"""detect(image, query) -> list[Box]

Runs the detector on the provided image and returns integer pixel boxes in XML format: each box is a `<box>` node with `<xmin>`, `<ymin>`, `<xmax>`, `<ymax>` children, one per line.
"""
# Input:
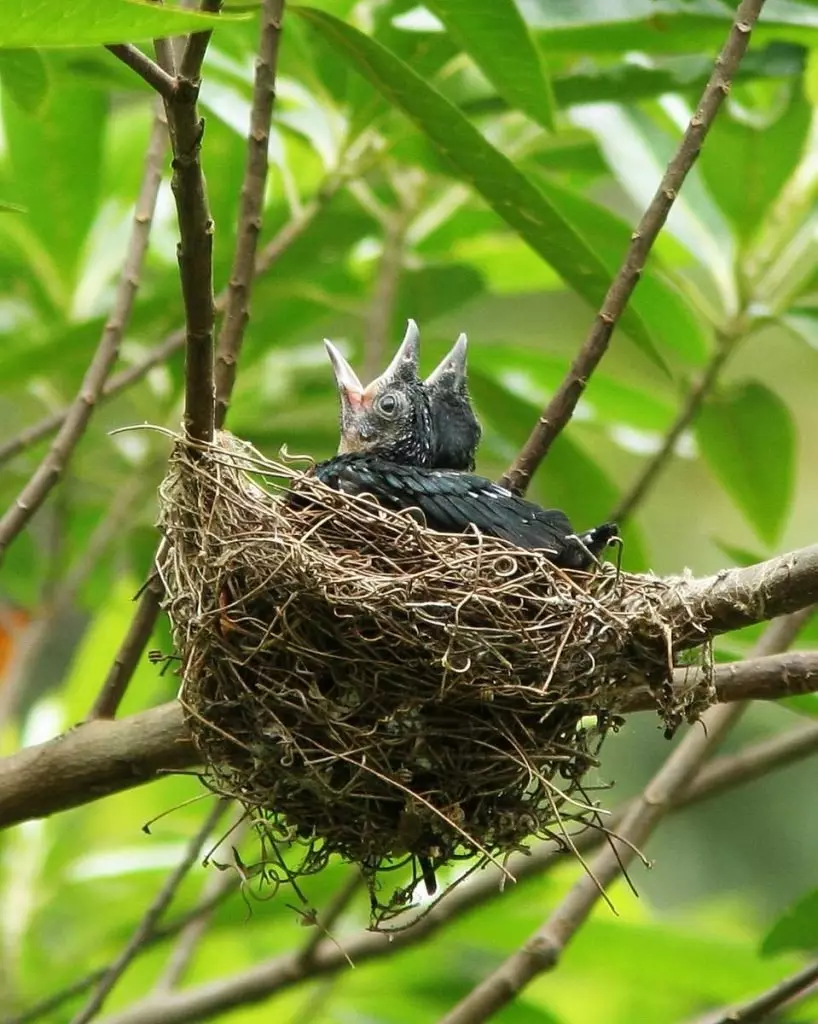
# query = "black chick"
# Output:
<box><xmin>425</xmin><ymin>331</ymin><xmax>482</xmax><ymax>472</ymax></box>
<box><xmin>319</xmin><ymin>321</ymin><xmax>617</xmax><ymax>568</ymax></box>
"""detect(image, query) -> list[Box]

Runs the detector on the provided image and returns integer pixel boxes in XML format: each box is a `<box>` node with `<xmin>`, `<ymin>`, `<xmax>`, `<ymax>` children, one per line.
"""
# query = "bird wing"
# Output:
<box><xmin>315</xmin><ymin>457</ymin><xmax>578</xmax><ymax>555</ymax></box>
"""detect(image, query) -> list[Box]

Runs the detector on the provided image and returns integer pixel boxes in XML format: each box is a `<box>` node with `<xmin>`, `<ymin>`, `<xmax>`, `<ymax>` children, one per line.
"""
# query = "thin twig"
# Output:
<box><xmin>610</xmin><ymin>329</ymin><xmax>738</xmax><ymax>524</ymax></box>
<box><xmin>154</xmin><ymin>811</ymin><xmax>250</xmax><ymax>990</ymax></box>
<box><xmin>214</xmin><ymin>0</ymin><xmax>285</xmax><ymax>428</ymax></box>
<box><xmin>439</xmin><ymin>605</ymin><xmax>813</xmax><ymax>1024</ymax></box>
<box><xmin>89</xmin><ymin>709</ymin><xmax>818</xmax><ymax>1024</ymax></box>
<box><xmin>296</xmin><ymin>869</ymin><xmax>363</xmax><ymax>966</ymax></box>
<box><xmin>0</xmin><ymin>108</ymin><xmax>167</xmax><ymax>566</ymax></box>
<box><xmin>499</xmin><ymin>0</ymin><xmax>768</xmax><ymax>495</ymax></box>
<box><xmin>106</xmin><ymin>44</ymin><xmax>177</xmax><ymax>100</ymax></box>
<box><xmin>695</xmin><ymin>959</ymin><xmax>818</xmax><ymax>1024</ymax></box>
<box><xmin>69</xmin><ymin>800</ymin><xmax>229</xmax><ymax>1024</ymax></box>
<box><xmin>88</xmin><ymin>578</ymin><xmax>164</xmax><ymax>720</ymax></box>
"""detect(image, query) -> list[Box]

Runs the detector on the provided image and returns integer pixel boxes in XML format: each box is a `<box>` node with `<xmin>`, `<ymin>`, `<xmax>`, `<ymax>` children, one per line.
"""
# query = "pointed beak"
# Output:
<box><xmin>426</xmin><ymin>332</ymin><xmax>468</xmax><ymax>389</ymax></box>
<box><xmin>370</xmin><ymin>319</ymin><xmax>421</xmax><ymax>390</ymax></box>
<box><xmin>324</xmin><ymin>339</ymin><xmax>364</xmax><ymax>409</ymax></box>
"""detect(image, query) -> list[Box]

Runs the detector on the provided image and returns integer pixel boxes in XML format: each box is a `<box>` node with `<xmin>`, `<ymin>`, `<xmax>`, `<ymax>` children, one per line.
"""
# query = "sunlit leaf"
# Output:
<box><xmin>425</xmin><ymin>0</ymin><xmax>555</xmax><ymax>131</ymax></box>
<box><xmin>696</xmin><ymin>381</ymin><xmax>795</xmax><ymax>546</ymax></box>
<box><xmin>294</xmin><ymin>6</ymin><xmax>665</xmax><ymax>366</ymax></box>
<box><xmin>0</xmin><ymin>0</ymin><xmax>245</xmax><ymax>49</ymax></box>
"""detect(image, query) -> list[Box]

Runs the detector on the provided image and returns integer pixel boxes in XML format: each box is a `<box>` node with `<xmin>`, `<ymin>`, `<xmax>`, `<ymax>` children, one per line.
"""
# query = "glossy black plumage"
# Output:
<box><xmin>314</xmin><ymin>454</ymin><xmax>616</xmax><ymax>568</ymax></box>
<box><xmin>425</xmin><ymin>333</ymin><xmax>482</xmax><ymax>472</ymax></box>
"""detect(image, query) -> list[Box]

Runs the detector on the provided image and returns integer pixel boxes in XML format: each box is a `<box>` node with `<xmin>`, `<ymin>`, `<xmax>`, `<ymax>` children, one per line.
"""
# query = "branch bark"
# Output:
<box><xmin>106</xmin><ymin>44</ymin><xmax>177</xmax><ymax>100</ymax></box>
<box><xmin>499</xmin><ymin>0</ymin><xmax>768</xmax><ymax>495</ymax></box>
<box><xmin>694</xmin><ymin>960</ymin><xmax>818</xmax><ymax>1024</ymax></box>
<box><xmin>0</xmin><ymin>108</ymin><xmax>167</xmax><ymax>566</ymax></box>
<box><xmin>213</xmin><ymin>0</ymin><xmax>285</xmax><ymax>429</ymax></box>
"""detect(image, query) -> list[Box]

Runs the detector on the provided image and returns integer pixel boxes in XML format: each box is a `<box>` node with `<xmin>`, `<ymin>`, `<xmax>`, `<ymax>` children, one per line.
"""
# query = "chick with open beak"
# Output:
<box><xmin>324</xmin><ymin>320</ymin><xmax>435</xmax><ymax>467</ymax></box>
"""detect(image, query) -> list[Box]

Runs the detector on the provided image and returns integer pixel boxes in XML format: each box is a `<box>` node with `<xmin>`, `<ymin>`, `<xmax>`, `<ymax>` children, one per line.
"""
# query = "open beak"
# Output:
<box><xmin>369</xmin><ymin>319</ymin><xmax>421</xmax><ymax>390</ymax></box>
<box><xmin>324</xmin><ymin>339</ymin><xmax>365</xmax><ymax>409</ymax></box>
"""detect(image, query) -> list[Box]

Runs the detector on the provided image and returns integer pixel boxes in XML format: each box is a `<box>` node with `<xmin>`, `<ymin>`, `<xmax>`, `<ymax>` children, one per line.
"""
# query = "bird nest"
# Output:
<box><xmin>157</xmin><ymin>433</ymin><xmax>713</xmax><ymax>925</ymax></box>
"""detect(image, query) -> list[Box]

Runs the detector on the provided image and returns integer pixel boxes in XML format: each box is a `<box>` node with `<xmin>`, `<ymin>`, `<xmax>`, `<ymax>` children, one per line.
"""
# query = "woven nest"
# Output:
<box><xmin>157</xmin><ymin>433</ymin><xmax>713</xmax><ymax>924</ymax></box>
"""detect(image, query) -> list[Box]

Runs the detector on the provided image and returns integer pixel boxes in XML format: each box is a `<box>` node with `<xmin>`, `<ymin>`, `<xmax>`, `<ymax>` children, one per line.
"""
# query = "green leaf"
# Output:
<box><xmin>425</xmin><ymin>0</ymin><xmax>555</xmax><ymax>131</ymax></box>
<box><xmin>293</xmin><ymin>6</ymin><xmax>665</xmax><ymax>366</ymax></box>
<box><xmin>0</xmin><ymin>0</ymin><xmax>245</xmax><ymax>49</ymax></box>
<box><xmin>761</xmin><ymin>888</ymin><xmax>818</xmax><ymax>957</ymax></box>
<box><xmin>711</xmin><ymin>539</ymin><xmax>766</xmax><ymax>568</ymax></box>
<box><xmin>533</xmin><ymin>174</ymin><xmax>710</xmax><ymax>365</ymax></box>
<box><xmin>0</xmin><ymin>49</ymin><xmax>49</xmax><ymax>114</ymax></box>
<box><xmin>696</xmin><ymin>381</ymin><xmax>795</xmax><ymax>546</ymax></box>
<box><xmin>2</xmin><ymin>77</ymin><xmax>108</xmax><ymax>301</ymax></box>
<box><xmin>698</xmin><ymin>88</ymin><xmax>811</xmax><ymax>243</ymax></box>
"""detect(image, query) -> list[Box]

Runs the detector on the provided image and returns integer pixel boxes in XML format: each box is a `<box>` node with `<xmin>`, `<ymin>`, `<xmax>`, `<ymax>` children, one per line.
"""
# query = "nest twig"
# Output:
<box><xmin>157</xmin><ymin>433</ymin><xmax>713</xmax><ymax>924</ymax></box>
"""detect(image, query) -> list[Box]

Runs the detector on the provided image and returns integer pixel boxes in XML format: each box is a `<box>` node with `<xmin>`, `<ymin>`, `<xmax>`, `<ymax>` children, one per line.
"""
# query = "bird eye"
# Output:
<box><xmin>377</xmin><ymin>393</ymin><xmax>398</xmax><ymax>417</ymax></box>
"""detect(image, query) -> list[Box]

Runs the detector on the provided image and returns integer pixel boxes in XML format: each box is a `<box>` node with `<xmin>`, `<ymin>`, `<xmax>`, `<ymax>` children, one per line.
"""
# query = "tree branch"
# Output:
<box><xmin>499</xmin><ymin>0</ymin><xmax>768</xmax><ymax>495</ymax></box>
<box><xmin>695</xmin><ymin>961</ymin><xmax>818</xmax><ymax>1024</ymax></box>
<box><xmin>0</xmin><ymin>702</ymin><xmax>197</xmax><ymax>830</ymax></box>
<box><xmin>0</xmin><ymin>108</ymin><xmax>167</xmax><ymax>566</ymax></box>
<box><xmin>440</xmin><ymin>606</ymin><xmax>812</xmax><ymax>1023</ymax></box>
<box><xmin>70</xmin><ymin>800</ymin><xmax>229</xmax><ymax>1024</ymax></box>
<box><xmin>106</xmin><ymin>44</ymin><xmax>177</xmax><ymax>100</ymax></box>
<box><xmin>213</xmin><ymin>0</ymin><xmax>285</xmax><ymax>429</ymax></box>
<box><xmin>90</xmin><ymin>713</ymin><xmax>818</xmax><ymax>1024</ymax></box>
<box><xmin>362</xmin><ymin>210</ymin><xmax>411</xmax><ymax>381</ymax></box>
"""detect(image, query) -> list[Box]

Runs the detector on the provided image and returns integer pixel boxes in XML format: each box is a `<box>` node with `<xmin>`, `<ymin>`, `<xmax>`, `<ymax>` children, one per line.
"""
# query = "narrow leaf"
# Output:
<box><xmin>293</xmin><ymin>6</ymin><xmax>663</xmax><ymax>365</ymax></box>
<box><xmin>0</xmin><ymin>0</ymin><xmax>245</xmax><ymax>49</ymax></box>
<box><xmin>696</xmin><ymin>382</ymin><xmax>795</xmax><ymax>546</ymax></box>
<box><xmin>425</xmin><ymin>0</ymin><xmax>555</xmax><ymax>131</ymax></box>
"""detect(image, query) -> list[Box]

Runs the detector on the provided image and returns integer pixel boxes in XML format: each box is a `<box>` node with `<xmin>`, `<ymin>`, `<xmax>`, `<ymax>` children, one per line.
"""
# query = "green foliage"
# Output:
<box><xmin>696</xmin><ymin>381</ymin><xmax>796</xmax><ymax>547</ymax></box>
<box><xmin>1</xmin><ymin>0</ymin><xmax>818</xmax><ymax>1021</ymax></box>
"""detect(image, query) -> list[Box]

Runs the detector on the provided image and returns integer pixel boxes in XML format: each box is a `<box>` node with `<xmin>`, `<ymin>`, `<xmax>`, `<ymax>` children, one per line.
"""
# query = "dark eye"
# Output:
<box><xmin>377</xmin><ymin>394</ymin><xmax>398</xmax><ymax>416</ymax></box>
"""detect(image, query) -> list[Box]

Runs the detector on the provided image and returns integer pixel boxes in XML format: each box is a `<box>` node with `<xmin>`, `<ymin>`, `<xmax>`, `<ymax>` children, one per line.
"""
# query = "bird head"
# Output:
<box><xmin>425</xmin><ymin>332</ymin><xmax>482</xmax><ymax>471</ymax></box>
<box><xmin>325</xmin><ymin>319</ymin><xmax>434</xmax><ymax>466</ymax></box>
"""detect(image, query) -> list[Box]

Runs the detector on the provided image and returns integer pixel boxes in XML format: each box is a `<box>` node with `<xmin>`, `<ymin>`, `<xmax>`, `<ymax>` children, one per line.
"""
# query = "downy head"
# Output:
<box><xmin>425</xmin><ymin>332</ymin><xmax>482</xmax><ymax>472</ymax></box>
<box><xmin>324</xmin><ymin>319</ymin><xmax>434</xmax><ymax>466</ymax></box>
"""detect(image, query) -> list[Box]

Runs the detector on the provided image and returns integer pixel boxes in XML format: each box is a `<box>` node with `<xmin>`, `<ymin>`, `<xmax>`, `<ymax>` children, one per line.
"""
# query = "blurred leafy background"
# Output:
<box><xmin>2</xmin><ymin>0</ymin><xmax>818</xmax><ymax>1021</ymax></box>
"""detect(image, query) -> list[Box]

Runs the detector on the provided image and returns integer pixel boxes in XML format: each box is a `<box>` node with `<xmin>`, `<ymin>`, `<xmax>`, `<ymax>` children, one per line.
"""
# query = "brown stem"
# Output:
<box><xmin>0</xmin><ymin>108</ymin><xmax>167</xmax><ymax>565</ymax></box>
<box><xmin>106</xmin><ymin>44</ymin><xmax>177</xmax><ymax>99</ymax></box>
<box><xmin>694</xmin><ymin>960</ymin><xmax>818</xmax><ymax>1024</ymax></box>
<box><xmin>499</xmin><ymin>0</ymin><xmax>767</xmax><ymax>496</ymax></box>
<box><xmin>213</xmin><ymin>0</ymin><xmax>285</xmax><ymax>429</ymax></box>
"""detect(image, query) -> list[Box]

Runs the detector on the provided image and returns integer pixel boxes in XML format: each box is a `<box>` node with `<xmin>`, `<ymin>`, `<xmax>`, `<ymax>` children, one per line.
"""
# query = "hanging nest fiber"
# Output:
<box><xmin>157</xmin><ymin>433</ymin><xmax>714</xmax><ymax>923</ymax></box>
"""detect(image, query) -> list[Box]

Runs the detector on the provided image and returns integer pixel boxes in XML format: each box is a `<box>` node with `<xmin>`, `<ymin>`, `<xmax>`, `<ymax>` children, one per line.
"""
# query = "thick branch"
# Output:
<box><xmin>499</xmin><ymin>0</ymin><xmax>767</xmax><ymax>495</ymax></box>
<box><xmin>666</xmin><ymin>544</ymin><xmax>818</xmax><ymax>639</ymax></box>
<box><xmin>0</xmin><ymin>702</ymin><xmax>196</xmax><ymax>829</ymax></box>
<box><xmin>0</xmin><ymin>109</ymin><xmax>167</xmax><ymax>565</ymax></box>
<box><xmin>213</xmin><ymin>0</ymin><xmax>285</xmax><ymax>429</ymax></box>
<box><xmin>106</xmin><ymin>44</ymin><xmax>177</xmax><ymax>100</ymax></box>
